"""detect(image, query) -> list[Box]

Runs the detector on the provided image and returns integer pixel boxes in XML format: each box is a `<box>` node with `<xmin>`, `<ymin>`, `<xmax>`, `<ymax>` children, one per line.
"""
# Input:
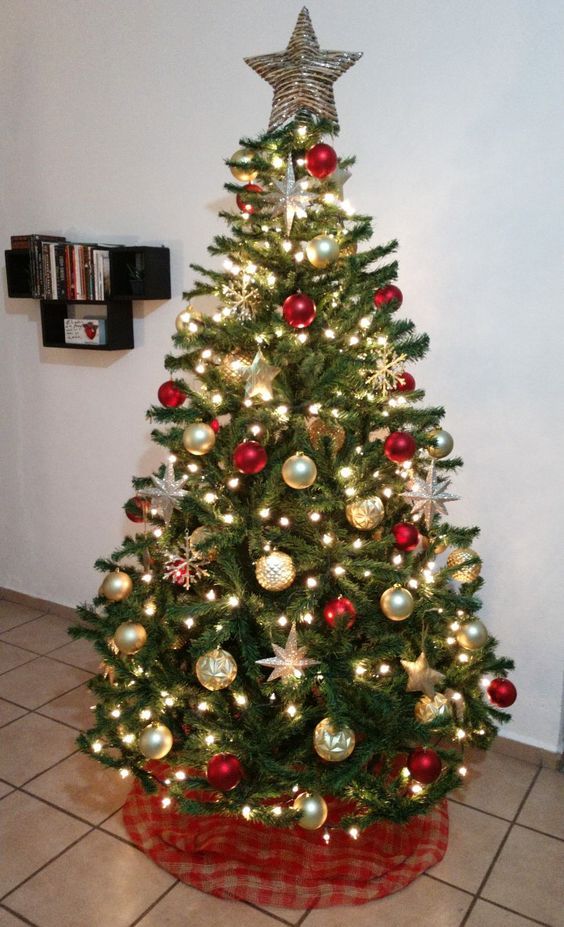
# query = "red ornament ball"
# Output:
<box><xmin>236</xmin><ymin>183</ymin><xmax>262</xmax><ymax>215</ymax></box>
<box><xmin>233</xmin><ymin>440</ymin><xmax>268</xmax><ymax>475</ymax></box>
<box><xmin>207</xmin><ymin>752</ymin><xmax>243</xmax><ymax>791</ymax></box>
<box><xmin>125</xmin><ymin>496</ymin><xmax>150</xmax><ymax>524</ymax></box>
<box><xmin>157</xmin><ymin>380</ymin><xmax>186</xmax><ymax>408</ymax></box>
<box><xmin>282</xmin><ymin>292</ymin><xmax>316</xmax><ymax>328</ymax></box>
<box><xmin>210</xmin><ymin>418</ymin><xmax>221</xmax><ymax>433</ymax></box>
<box><xmin>488</xmin><ymin>678</ymin><xmax>517</xmax><ymax>708</ymax></box>
<box><xmin>384</xmin><ymin>431</ymin><xmax>417</xmax><ymax>463</ymax></box>
<box><xmin>392</xmin><ymin>522</ymin><xmax>420</xmax><ymax>552</ymax></box>
<box><xmin>305</xmin><ymin>143</ymin><xmax>338</xmax><ymax>179</ymax></box>
<box><xmin>323</xmin><ymin>596</ymin><xmax>357</xmax><ymax>629</ymax></box>
<box><xmin>394</xmin><ymin>371</ymin><xmax>416</xmax><ymax>392</ymax></box>
<box><xmin>373</xmin><ymin>284</ymin><xmax>403</xmax><ymax>310</ymax></box>
<box><xmin>407</xmin><ymin>748</ymin><xmax>442</xmax><ymax>784</ymax></box>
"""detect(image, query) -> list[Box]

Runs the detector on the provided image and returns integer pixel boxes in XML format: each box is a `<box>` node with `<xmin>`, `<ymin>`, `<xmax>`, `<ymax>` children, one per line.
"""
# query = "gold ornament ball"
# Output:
<box><xmin>255</xmin><ymin>551</ymin><xmax>296</xmax><ymax>592</ymax></box>
<box><xmin>307</xmin><ymin>417</ymin><xmax>345</xmax><ymax>452</ymax></box>
<box><xmin>340</xmin><ymin>239</ymin><xmax>357</xmax><ymax>257</ymax></box>
<box><xmin>415</xmin><ymin>693</ymin><xmax>450</xmax><ymax>724</ymax></box>
<box><xmin>190</xmin><ymin>525</ymin><xmax>218</xmax><ymax>561</ymax></box>
<box><xmin>447</xmin><ymin>548</ymin><xmax>482</xmax><ymax>583</ymax></box>
<box><xmin>101</xmin><ymin>570</ymin><xmax>133</xmax><ymax>602</ymax></box>
<box><xmin>220</xmin><ymin>351</ymin><xmax>253</xmax><ymax>386</ymax></box>
<box><xmin>282</xmin><ymin>453</ymin><xmax>317</xmax><ymax>490</ymax></box>
<box><xmin>380</xmin><ymin>586</ymin><xmax>414</xmax><ymax>621</ymax></box>
<box><xmin>346</xmin><ymin>497</ymin><xmax>385</xmax><ymax>531</ymax></box>
<box><xmin>138</xmin><ymin>723</ymin><xmax>173</xmax><ymax>760</ymax></box>
<box><xmin>229</xmin><ymin>148</ymin><xmax>258</xmax><ymax>182</ymax></box>
<box><xmin>293</xmin><ymin>792</ymin><xmax>328</xmax><ymax>830</ymax></box>
<box><xmin>182</xmin><ymin>422</ymin><xmax>216</xmax><ymax>456</ymax></box>
<box><xmin>195</xmin><ymin>648</ymin><xmax>238</xmax><ymax>690</ymax></box>
<box><xmin>175</xmin><ymin>305</ymin><xmax>198</xmax><ymax>333</ymax></box>
<box><xmin>306</xmin><ymin>234</ymin><xmax>340</xmax><ymax>269</ymax></box>
<box><xmin>313</xmin><ymin>717</ymin><xmax>356</xmax><ymax>762</ymax></box>
<box><xmin>427</xmin><ymin>428</ymin><xmax>454</xmax><ymax>459</ymax></box>
<box><xmin>456</xmin><ymin>619</ymin><xmax>488</xmax><ymax>650</ymax></box>
<box><xmin>114</xmin><ymin>622</ymin><xmax>147</xmax><ymax>655</ymax></box>
<box><xmin>433</xmin><ymin>536</ymin><xmax>449</xmax><ymax>554</ymax></box>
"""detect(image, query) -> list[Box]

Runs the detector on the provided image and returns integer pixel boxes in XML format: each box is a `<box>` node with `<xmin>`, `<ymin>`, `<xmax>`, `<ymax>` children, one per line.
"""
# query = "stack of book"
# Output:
<box><xmin>11</xmin><ymin>234</ymin><xmax>111</xmax><ymax>301</ymax></box>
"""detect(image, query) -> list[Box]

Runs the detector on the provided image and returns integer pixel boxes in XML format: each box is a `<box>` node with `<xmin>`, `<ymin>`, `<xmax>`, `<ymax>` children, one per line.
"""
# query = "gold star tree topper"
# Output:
<box><xmin>256</xmin><ymin>623</ymin><xmax>319</xmax><ymax>682</ymax></box>
<box><xmin>401</xmin><ymin>652</ymin><xmax>446</xmax><ymax>698</ymax></box>
<box><xmin>245</xmin><ymin>7</ymin><xmax>362</xmax><ymax>131</ymax></box>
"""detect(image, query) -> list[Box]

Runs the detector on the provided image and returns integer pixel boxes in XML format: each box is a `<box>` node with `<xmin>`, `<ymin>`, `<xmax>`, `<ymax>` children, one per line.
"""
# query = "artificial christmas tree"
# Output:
<box><xmin>71</xmin><ymin>7</ymin><xmax>516</xmax><ymax>902</ymax></box>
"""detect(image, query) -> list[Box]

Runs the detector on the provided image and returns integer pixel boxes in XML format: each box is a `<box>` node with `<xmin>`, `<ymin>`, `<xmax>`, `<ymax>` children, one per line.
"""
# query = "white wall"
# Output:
<box><xmin>1</xmin><ymin>0</ymin><xmax>562</xmax><ymax>754</ymax></box>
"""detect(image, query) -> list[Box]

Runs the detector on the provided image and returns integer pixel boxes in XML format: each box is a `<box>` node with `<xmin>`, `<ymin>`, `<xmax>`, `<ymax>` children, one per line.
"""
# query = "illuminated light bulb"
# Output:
<box><xmin>242</xmin><ymin>805</ymin><xmax>252</xmax><ymax>819</ymax></box>
<box><xmin>451</xmin><ymin>691</ymin><xmax>463</xmax><ymax>702</ymax></box>
<box><xmin>377</xmin><ymin>335</ymin><xmax>388</xmax><ymax>346</ymax></box>
<box><xmin>456</xmin><ymin>728</ymin><xmax>466</xmax><ymax>740</ymax></box>
<box><xmin>150</xmin><ymin>507</ymin><xmax>158</xmax><ymax>517</ymax></box>
<box><xmin>92</xmin><ymin>741</ymin><xmax>103</xmax><ymax>753</ymax></box>
<box><xmin>195</xmin><ymin>363</ymin><xmax>206</xmax><ymax>374</ymax></box>
<box><xmin>457</xmin><ymin>609</ymin><xmax>465</xmax><ymax>617</ymax></box>
<box><xmin>164</xmin><ymin>696</ymin><xmax>175</xmax><ymax>707</ymax></box>
<box><xmin>302</xmin><ymin>612</ymin><xmax>314</xmax><ymax>624</ymax></box>
<box><xmin>122</xmin><ymin>733</ymin><xmax>135</xmax><ymax>745</ymax></box>
<box><xmin>333</xmin><ymin>565</ymin><xmax>345</xmax><ymax>576</ymax></box>
<box><xmin>450</xmin><ymin>621</ymin><xmax>461</xmax><ymax>631</ymax></box>
<box><xmin>363</xmin><ymin>570</ymin><xmax>372</xmax><ymax>577</ymax></box>
<box><xmin>286</xmin><ymin>704</ymin><xmax>297</xmax><ymax>718</ymax></box>
<box><xmin>382</xmin><ymin>410</ymin><xmax>389</xmax><ymax>418</ymax></box>
<box><xmin>382</xmin><ymin>487</ymin><xmax>393</xmax><ymax>498</ymax></box>
<box><xmin>309</xmin><ymin>512</ymin><xmax>321</xmax><ymax>522</ymax></box>
<box><xmin>278</xmin><ymin>615</ymin><xmax>288</xmax><ymax>627</ymax></box>
<box><xmin>275</xmin><ymin>327</ymin><xmax>284</xmax><ymax>337</ymax></box>
<box><xmin>222</xmin><ymin>514</ymin><xmax>234</xmax><ymax>524</ymax></box>
<box><xmin>323</xmin><ymin>192</ymin><xmax>336</xmax><ymax>204</ymax></box>
<box><xmin>446</xmin><ymin>636</ymin><xmax>456</xmax><ymax>645</ymax></box>
<box><xmin>322</xmin><ymin>533</ymin><xmax>334</xmax><ymax>546</ymax></box>
<box><xmin>110</xmin><ymin>708</ymin><xmax>121</xmax><ymax>718</ymax></box>
<box><xmin>184</xmin><ymin>617</ymin><xmax>194</xmax><ymax>629</ymax></box>
<box><xmin>272</xmin><ymin>806</ymin><xmax>282</xmax><ymax>817</ymax></box>
<box><xmin>162</xmin><ymin>797</ymin><xmax>172</xmax><ymax>808</ymax></box>
<box><xmin>201</xmin><ymin>348</ymin><xmax>212</xmax><ymax>359</ymax></box>
<box><xmin>119</xmin><ymin>768</ymin><xmax>130</xmax><ymax>779</ymax></box>
<box><xmin>292</xmin><ymin>785</ymin><xmax>299</xmax><ymax>793</ymax></box>
<box><xmin>340</xmin><ymin>467</ymin><xmax>353</xmax><ymax>478</ymax></box>
<box><xmin>246</xmin><ymin>263</ymin><xmax>257</xmax><ymax>274</ymax></box>
<box><xmin>392</xmin><ymin>553</ymin><xmax>403</xmax><ymax>566</ymax></box>
<box><xmin>140</xmin><ymin>709</ymin><xmax>152</xmax><ymax>720</ymax></box>
<box><xmin>215</xmin><ymin>623</ymin><xmax>223</xmax><ymax>631</ymax></box>
<box><xmin>267</xmin><ymin>274</ymin><xmax>276</xmax><ymax>286</ymax></box>
<box><xmin>306</xmin><ymin>577</ymin><xmax>318</xmax><ymax>589</ymax></box>
<box><xmin>297</xmin><ymin>125</ymin><xmax>308</xmax><ymax>137</ymax></box>
<box><xmin>206</xmin><ymin>589</ymin><xmax>217</xmax><ymax>601</ymax></box>
<box><xmin>228</xmin><ymin>477</ymin><xmax>240</xmax><ymax>489</ymax></box>
<box><xmin>309</xmin><ymin>403</ymin><xmax>320</xmax><ymax>415</ymax></box>
<box><xmin>324</xmin><ymin>329</ymin><xmax>335</xmax><ymax>339</ymax></box>
<box><xmin>458</xmin><ymin>766</ymin><xmax>468</xmax><ymax>777</ymax></box>
<box><xmin>411</xmin><ymin>783</ymin><xmax>424</xmax><ymax>795</ymax></box>
<box><xmin>228</xmin><ymin>595</ymin><xmax>240</xmax><ymax>608</ymax></box>
<box><xmin>458</xmin><ymin>653</ymin><xmax>470</xmax><ymax>664</ymax></box>
<box><xmin>349</xmin><ymin>827</ymin><xmax>359</xmax><ymax>840</ymax></box>
<box><xmin>323</xmin><ymin>830</ymin><xmax>331</xmax><ymax>844</ymax></box>
<box><xmin>259</xmin><ymin>507</ymin><xmax>270</xmax><ymax>519</ymax></box>
<box><xmin>188</xmin><ymin>322</ymin><xmax>198</xmax><ymax>333</ymax></box>
<box><xmin>331</xmin><ymin>408</ymin><xmax>339</xmax><ymax>417</ymax></box>
<box><xmin>223</xmin><ymin>258</ymin><xmax>234</xmax><ymax>271</ymax></box>
<box><xmin>175</xmin><ymin>770</ymin><xmax>187</xmax><ymax>780</ymax></box>
<box><xmin>296</xmin><ymin>157</ymin><xmax>305</xmax><ymax>166</ymax></box>
<box><xmin>270</xmin><ymin>693</ymin><xmax>276</xmax><ymax>701</ymax></box>
<box><xmin>359</xmin><ymin>317</ymin><xmax>371</xmax><ymax>329</ymax></box>
<box><xmin>297</xmin><ymin>332</ymin><xmax>308</xmax><ymax>343</ymax></box>
<box><xmin>401</xmin><ymin>767</ymin><xmax>410</xmax><ymax>779</ymax></box>
<box><xmin>408</xmin><ymin>579</ymin><xmax>419</xmax><ymax>589</ymax></box>
<box><xmin>279</xmin><ymin>517</ymin><xmax>290</xmax><ymax>527</ymax></box>
<box><xmin>144</xmin><ymin>601</ymin><xmax>157</xmax><ymax>616</ymax></box>
<box><xmin>349</xmin><ymin>335</ymin><xmax>359</xmax><ymax>346</ymax></box>
<box><xmin>234</xmin><ymin>693</ymin><xmax>247</xmax><ymax>707</ymax></box>
<box><xmin>379</xmin><ymin>663</ymin><xmax>391</xmax><ymax>674</ymax></box>
<box><xmin>276</xmin><ymin>405</ymin><xmax>289</xmax><ymax>415</ymax></box>
<box><xmin>272</xmin><ymin>154</ymin><xmax>284</xmax><ymax>168</ymax></box>
<box><xmin>141</xmin><ymin>573</ymin><xmax>153</xmax><ymax>584</ymax></box>
<box><xmin>212</xmin><ymin>393</ymin><xmax>222</xmax><ymax>405</ymax></box>
<box><xmin>294</xmin><ymin>251</ymin><xmax>305</xmax><ymax>262</ymax></box>
<box><xmin>213</xmin><ymin>312</ymin><xmax>222</xmax><ymax>322</ymax></box>
<box><xmin>153</xmin><ymin>527</ymin><xmax>163</xmax><ymax>538</ymax></box>
<box><xmin>355</xmin><ymin>664</ymin><xmax>367</xmax><ymax>677</ymax></box>
<box><xmin>341</xmin><ymin>199</ymin><xmax>355</xmax><ymax>216</ymax></box>
<box><xmin>282</xmin><ymin>240</ymin><xmax>292</xmax><ymax>252</ymax></box>
<box><xmin>476</xmin><ymin>728</ymin><xmax>486</xmax><ymax>736</ymax></box>
<box><xmin>198</xmin><ymin>701</ymin><xmax>209</xmax><ymax>711</ymax></box>
<box><xmin>187</xmin><ymin>463</ymin><xmax>199</xmax><ymax>473</ymax></box>
<box><xmin>204</xmin><ymin>492</ymin><xmax>217</xmax><ymax>503</ymax></box>
<box><xmin>353</xmin><ymin>538</ymin><xmax>362</xmax><ymax>549</ymax></box>
<box><xmin>205</xmin><ymin>734</ymin><xmax>215</xmax><ymax>745</ymax></box>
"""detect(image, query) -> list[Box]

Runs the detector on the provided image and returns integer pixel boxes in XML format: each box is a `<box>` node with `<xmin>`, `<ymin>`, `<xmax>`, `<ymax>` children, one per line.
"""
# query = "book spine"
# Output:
<box><xmin>55</xmin><ymin>244</ymin><xmax>65</xmax><ymax>300</ymax></box>
<box><xmin>49</xmin><ymin>243</ymin><xmax>57</xmax><ymax>300</ymax></box>
<box><xmin>42</xmin><ymin>242</ymin><xmax>50</xmax><ymax>299</ymax></box>
<box><xmin>64</xmin><ymin>245</ymin><xmax>72</xmax><ymax>299</ymax></box>
<box><xmin>73</xmin><ymin>246</ymin><xmax>80</xmax><ymax>300</ymax></box>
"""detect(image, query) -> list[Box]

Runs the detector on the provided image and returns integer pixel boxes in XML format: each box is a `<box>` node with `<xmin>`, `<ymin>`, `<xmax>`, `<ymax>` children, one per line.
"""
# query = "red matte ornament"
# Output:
<box><xmin>125</xmin><ymin>496</ymin><xmax>150</xmax><ymax>524</ymax></box>
<box><xmin>210</xmin><ymin>419</ymin><xmax>220</xmax><ymax>433</ymax></box>
<box><xmin>207</xmin><ymin>753</ymin><xmax>243</xmax><ymax>791</ymax></box>
<box><xmin>282</xmin><ymin>292</ymin><xmax>316</xmax><ymax>328</ymax></box>
<box><xmin>487</xmin><ymin>678</ymin><xmax>517</xmax><ymax>708</ymax></box>
<box><xmin>407</xmin><ymin>748</ymin><xmax>442</xmax><ymax>784</ymax></box>
<box><xmin>158</xmin><ymin>380</ymin><xmax>186</xmax><ymax>408</ymax></box>
<box><xmin>305</xmin><ymin>143</ymin><xmax>338</xmax><ymax>179</ymax></box>
<box><xmin>392</xmin><ymin>523</ymin><xmax>419</xmax><ymax>551</ymax></box>
<box><xmin>373</xmin><ymin>284</ymin><xmax>403</xmax><ymax>310</ymax></box>
<box><xmin>394</xmin><ymin>372</ymin><xmax>416</xmax><ymax>392</ymax></box>
<box><xmin>233</xmin><ymin>440</ymin><xmax>268</xmax><ymax>475</ymax></box>
<box><xmin>236</xmin><ymin>183</ymin><xmax>263</xmax><ymax>215</ymax></box>
<box><xmin>323</xmin><ymin>596</ymin><xmax>357</xmax><ymax>629</ymax></box>
<box><xmin>384</xmin><ymin>431</ymin><xmax>417</xmax><ymax>463</ymax></box>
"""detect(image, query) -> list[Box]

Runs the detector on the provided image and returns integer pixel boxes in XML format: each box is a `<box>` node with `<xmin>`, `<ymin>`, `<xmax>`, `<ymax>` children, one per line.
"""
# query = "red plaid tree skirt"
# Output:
<box><xmin>123</xmin><ymin>772</ymin><xmax>449</xmax><ymax>908</ymax></box>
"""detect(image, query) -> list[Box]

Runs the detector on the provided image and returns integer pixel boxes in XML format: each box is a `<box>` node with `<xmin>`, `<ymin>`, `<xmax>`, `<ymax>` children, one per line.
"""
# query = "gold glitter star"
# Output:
<box><xmin>245</xmin><ymin>7</ymin><xmax>362</xmax><ymax>131</ymax></box>
<box><xmin>401</xmin><ymin>652</ymin><xmax>445</xmax><ymax>698</ymax></box>
<box><xmin>256</xmin><ymin>623</ymin><xmax>319</xmax><ymax>682</ymax></box>
<box><xmin>244</xmin><ymin>350</ymin><xmax>281</xmax><ymax>401</ymax></box>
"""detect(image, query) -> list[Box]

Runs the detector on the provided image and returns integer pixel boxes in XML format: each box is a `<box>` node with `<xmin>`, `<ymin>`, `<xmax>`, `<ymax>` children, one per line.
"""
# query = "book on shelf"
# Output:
<box><xmin>10</xmin><ymin>233</ymin><xmax>65</xmax><ymax>250</ymax></box>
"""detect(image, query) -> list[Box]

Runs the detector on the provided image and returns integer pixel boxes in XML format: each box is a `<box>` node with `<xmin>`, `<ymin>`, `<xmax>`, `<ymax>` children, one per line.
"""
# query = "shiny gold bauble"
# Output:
<box><xmin>138</xmin><ymin>723</ymin><xmax>173</xmax><ymax>760</ymax></box>
<box><xmin>195</xmin><ymin>648</ymin><xmax>238</xmax><ymax>690</ymax></box>
<box><xmin>255</xmin><ymin>551</ymin><xmax>296</xmax><ymax>592</ymax></box>
<box><xmin>380</xmin><ymin>586</ymin><xmax>414</xmax><ymax>621</ymax></box>
<box><xmin>101</xmin><ymin>570</ymin><xmax>133</xmax><ymax>602</ymax></box>
<box><xmin>339</xmin><ymin>239</ymin><xmax>358</xmax><ymax>257</ymax></box>
<box><xmin>219</xmin><ymin>351</ymin><xmax>253</xmax><ymax>386</ymax></box>
<box><xmin>190</xmin><ymin>525</ymin><xmax>218</xmax><ymax>561</ymax></box>
<box><xmin>175</xmin><ymin>305</ymin><xmax>202</xmax><ymax>333</ymax></box>
<box><xmin>282</xmin><ymin>453</ymin><xmax>317</xmax><ymax>490</ymax></box>
<box><xmin>229</xmin><ymin>148</ymin><xmax>258</xmax><ymax>182</ymax></box>
<box><xmin>293</xmin><ymin>792</ymin><xmax>328</xmax><ymax>830</ymax></box>
<box><xmin>427</xmin><ymin>428</ymin><xmax>454</xmax><ymax>459</ymax></box>
<box><xmin>456</xmin><ymin>619</ymin><xmax>488</xmax><ymax>650</ymax></box>
<box><xmin>433</xmin><ymin>537</ymin><xmax>449</xmax><ymax>554</ymax></box>
<box><xmin>182</xmin><ymin>422</ymin><xmax>216</xmax><ymax>456</ymax></box>
<box><xmin>313</xmin><ymin>718</ymin><xmax>356</xmax><ymax>762</ymax></box>
<box><xmin>305</xmin><ymin>234</ymin><xmax>340</xmax><ymax>269</ymax></box>
<box><xmin>415</xmin><ymin>693</ymin><xmax>450</xmax><ymax>724</ymax></box>
<box><xmin>447</xmin><ymin>548</ymin><xmax>481</xmax><ymax>583</ymax></box>
<box><xmin>345</xmin><ymin>497</ymin><xmax>385</xmax><ymax>531</ymax></box>
<box><xmin>307</xmin><ymin>417</ymin><xmax>345</xmax><ymax>452</ymax></box>
<box><xmin>114</xmin><ymin>622</ymin><xmax>147</xmax><ymax>655</ymax></box>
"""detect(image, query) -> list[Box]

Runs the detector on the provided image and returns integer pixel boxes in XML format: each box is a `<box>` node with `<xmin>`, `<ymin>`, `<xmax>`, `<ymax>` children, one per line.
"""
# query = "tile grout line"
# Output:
<box><xmin>468</xmin><ymin>898</ymin><xmax>552</xmax><ymax>927</ymax></box>
<box><xmin>458</xmin><ymin>763</ymin><xmax>544</xmax><ymax>927</ymax></box>
<box><xmin>0</xmin><ymin>674</ymin><xmax>94</xmax><ymax>715</ymax></box>
<box><xmin>0</xmin><ymin>826</ymin><xmax>96</xmax><ymax>906</ymax></box>
<box><xmin>244</xmin><ymin>899</ymin><xmax>300</xmax><ymax>926</ymax></box>
<box><xmin>0</xmin><ymin>901</ymin><xmax>41</xmax><ymax>927</ymax></box>
<box><xmin>128</xmin><ymin>880</ymin><xmax>179</xmax><ymax>927</ymax></box>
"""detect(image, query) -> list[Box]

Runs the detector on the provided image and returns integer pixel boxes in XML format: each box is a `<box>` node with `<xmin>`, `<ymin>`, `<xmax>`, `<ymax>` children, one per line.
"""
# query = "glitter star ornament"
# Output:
<box><xmin>402</xmin><ymin>461</ymin><xmax>460</xmax><ymax>528</ymax></box>
<box><xmin>244</xmin><ymin>350</ymin><xmax>281</xmax><ymax>401</ymax></box>
<box><xmin>256</xmin><ymin>623</ymin><xmax>319</xmax><ymax>682</ymax></box>
<box><xmin>367</xmin><ymin>341</ymin><xmax>408</xmax><ymax>399</ymax></box>
<box><xmin>265</xmin><ymin>158</ymin><xmax>318</xmax><ymax>233</ymax></box>
<box><xmin>137</xmin><ymin>459</ymin><xmax>188</xmax><ymax>524</ymax></box>
<box><xmin>401</xmin><ymin>652</ymin><xmax>445</xmax><ymax>698</ymax></box>
<box><xmin>245</xmin><ymin>7</ymin><xmax>362</xmax><ymax>131</ymax></box>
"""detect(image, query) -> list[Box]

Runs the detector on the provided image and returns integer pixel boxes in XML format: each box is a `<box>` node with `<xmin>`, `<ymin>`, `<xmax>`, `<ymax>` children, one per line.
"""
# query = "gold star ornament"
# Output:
<box><xmin>401</xmin><ymin>652</ymin><xmax>445</xmax><ymax>698</ymax></box>
<box><xmin>245</xmin><ymin>7</ymin><xmax>362</xmax><ymax>131</ymax></box>
<box><xmin>244</xmin><ymin>350</ymin><xmax>281</xmax><ymax>401</ymax></box>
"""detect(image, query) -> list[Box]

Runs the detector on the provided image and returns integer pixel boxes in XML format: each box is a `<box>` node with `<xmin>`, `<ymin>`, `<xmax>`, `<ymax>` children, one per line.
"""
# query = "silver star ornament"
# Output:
<box><xmin>256</xmin><ymin>623</ymin><xmax>319</xmax><ymax>682</ymax></box>
<box><xmin>401</xmin><ymin>652</ymin><xmax>446</xmax><ymax>698</ymax></box>
<box><xmin>245</xmin><ymin>7</ymin><xmax>362</xmax><ymax>131</ymax></box>
<box><xmin>402</xmin><ymin>461</ymin><xmax>460</xmax><ymax>528</ymax></box>
<box><xmin>265</xmin><ymin>158</ymin><xmax>318</xmax><ymax>233</ymax></box>
<box><xmin>137</xmin><ymin>459</ymin><xmax>188</xmax><ymax>524</ymax></box>
<box><xmin>244</xmin><ymin>350</ymin><xmax>281</xmax><ymax>401</ymax></box>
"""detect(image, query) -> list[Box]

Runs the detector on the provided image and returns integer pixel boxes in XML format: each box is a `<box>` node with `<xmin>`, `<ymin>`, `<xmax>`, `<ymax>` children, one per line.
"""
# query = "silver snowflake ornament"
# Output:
<box><xmin>256</xmin><ymin>623</ymin><xmax>319</xmax><ymax>682</ymax></box>
<box><xmin>221</xmin><ymin>273</ymin><xmax>260</xmax><ymax>320</ymax></box>
<box><xmin>163</xmin><ymin>532</ymin><xmax>210</xmax><ymax>589</ymax></box>
<box><xmin>367</xmin><ymin>341</ymin><xmax>407</xmax><ymax>399</ymax></box>
<box><xmin>137</xmin><ymin>459</ymin><xmax>188</xmax><ymax>525</ymax></box>
<box><xmin>264</xmin><ymin>158</ymin><xmax>318</xmax><ymax>233</ymax></box>
<box><xmin>402</xmin><ymin>461</ymin><xmax>460</xmax><ymax>528</ymax></box>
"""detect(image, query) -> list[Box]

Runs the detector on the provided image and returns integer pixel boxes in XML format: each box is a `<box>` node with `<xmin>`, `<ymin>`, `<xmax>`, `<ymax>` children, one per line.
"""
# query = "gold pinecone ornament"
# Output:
<box><xmin>307</xmin><ymin>417</ymin><xmax>346</xmax><ymax>452</ymax></box>
<box><xmin>447</xmin><ymin>548</ymin><xmax>482</xmax><ymax>583</ymax></box>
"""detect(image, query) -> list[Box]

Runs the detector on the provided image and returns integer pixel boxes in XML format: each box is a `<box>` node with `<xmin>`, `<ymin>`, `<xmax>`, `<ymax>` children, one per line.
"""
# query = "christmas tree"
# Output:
<box><xmin>71</xmin><ymin>8</ymin><xmax>516</xmax><ymax>837</ymax></box>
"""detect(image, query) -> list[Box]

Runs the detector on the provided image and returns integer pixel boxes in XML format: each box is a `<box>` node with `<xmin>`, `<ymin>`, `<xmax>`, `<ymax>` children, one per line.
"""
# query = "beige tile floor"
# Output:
<box><xmin>0</xmin><ymin>598</ymin><xmax>562</xmax><ymax>927</ymax></box>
